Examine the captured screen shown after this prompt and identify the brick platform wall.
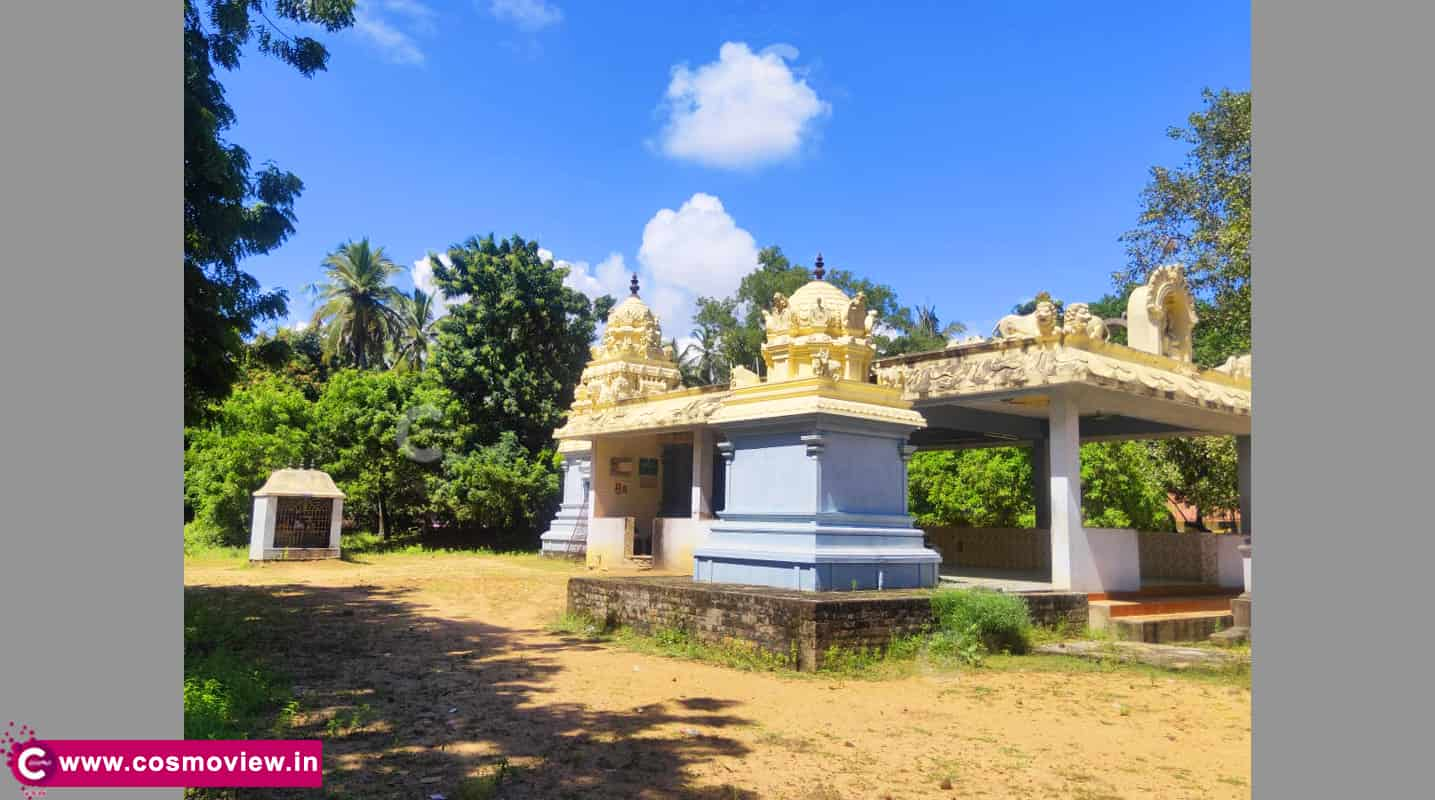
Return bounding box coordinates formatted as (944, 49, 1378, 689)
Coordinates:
(567, 577, 1087, 671)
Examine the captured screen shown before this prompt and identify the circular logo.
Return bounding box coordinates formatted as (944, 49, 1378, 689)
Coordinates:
(13, 741, 56, 785)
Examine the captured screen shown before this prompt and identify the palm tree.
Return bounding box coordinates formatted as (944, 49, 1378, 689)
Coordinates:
(308, 239, 404, 369)
(391, 287, 437, 371)
(679, 320, 728, 386)
(914, 304, 966, 341)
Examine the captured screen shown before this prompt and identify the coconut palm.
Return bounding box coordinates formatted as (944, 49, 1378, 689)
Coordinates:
(914, 304, 966, 340)
(679, 319, 729, 387)
(308, 239, 404, 369)
(391, 287, 438, 371)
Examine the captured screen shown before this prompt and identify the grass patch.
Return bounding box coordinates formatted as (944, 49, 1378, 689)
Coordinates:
(931, 588, 1033, 654)
(183, 590, 297, 740)
(984, 652, 1251, 688)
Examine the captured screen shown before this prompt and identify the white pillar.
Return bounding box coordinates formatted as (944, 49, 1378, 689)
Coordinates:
(691, 428, 712, 519)
(1048, 393, 1084, 591)
(1031, 439, 1051, 530)
(1236, 435, 1252, 537)
(248, 496, 276, 560)
(328, 498, 344, 551)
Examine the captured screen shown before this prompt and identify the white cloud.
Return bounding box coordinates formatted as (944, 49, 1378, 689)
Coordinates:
(658, 42, 830, 169)
(288, 319, 310, 332)
(487, 0, 563, 31)
(550, 250, 630, 300)
(540, 193, 757, 347)
(638, 193, 758, 299)
(412, 252, 465, 316)
(353, 1, 433, 65)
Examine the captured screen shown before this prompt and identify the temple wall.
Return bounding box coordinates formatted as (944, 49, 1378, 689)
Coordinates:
(924, 526, 1245, 590)
(591, 435, 662, 527)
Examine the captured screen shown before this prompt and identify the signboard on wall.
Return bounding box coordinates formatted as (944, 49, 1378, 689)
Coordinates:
(610, 457, 634, 475)
(638, 457, 659, 489)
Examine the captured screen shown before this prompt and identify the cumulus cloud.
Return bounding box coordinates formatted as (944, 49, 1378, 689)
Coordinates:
(353, 0, 436, 65)
(539, 194, 757, 349)
(638, 193, 758, 299)
(487, 0, 563, 31)
(658, 42, 830, 169)
(547, 250, 630, 300)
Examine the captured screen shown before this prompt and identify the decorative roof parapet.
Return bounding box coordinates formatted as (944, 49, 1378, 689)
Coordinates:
(1126, 264, 1199, 363)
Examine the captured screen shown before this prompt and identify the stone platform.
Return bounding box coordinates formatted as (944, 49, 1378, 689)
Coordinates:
(566, 576, 1087, 671)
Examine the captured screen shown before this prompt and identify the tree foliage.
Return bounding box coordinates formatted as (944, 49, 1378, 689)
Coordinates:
(184, 0, 356, 424)
(308, 238, 405, 369)
(432, 432, 560, 540)
(428, 235, 612, 452)
(311, 370, 464, 538)
(1149, 436, 1240, 529)
(908, 445, 1174, 531)
(184, 375, 314, 545)
(1117, 88, 1251, 368)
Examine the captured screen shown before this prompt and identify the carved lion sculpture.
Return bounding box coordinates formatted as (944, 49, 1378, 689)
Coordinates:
(1214, 353, 1251, 378)
(1061, 303, 1110, 341)
(995, 300, 1059, 339)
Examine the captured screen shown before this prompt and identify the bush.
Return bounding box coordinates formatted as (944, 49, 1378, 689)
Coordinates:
(931, 589, 1033, 654)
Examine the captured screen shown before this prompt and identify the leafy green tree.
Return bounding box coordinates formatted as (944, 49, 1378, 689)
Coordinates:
(1116, 88, 1251, 368)
(428, 235, 612, 452)
(432, 432, 561, 548)
(392, 287, 438, 371)
(184, 375, 314, 546)
(1149, 437, 1240, 530)
(908, 444, 1174, 531)
(311, 369, 464, 539)
(308, 238, 405, 369)
(1079, 442, 1175, 531)
(244, 324, 330, 399)
(184, 0, 356, 425)
(908, 448, 1035, 529)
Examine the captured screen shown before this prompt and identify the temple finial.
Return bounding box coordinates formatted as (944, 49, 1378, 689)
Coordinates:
(630, 274, 640, 296)
(813, 253, 825, 280)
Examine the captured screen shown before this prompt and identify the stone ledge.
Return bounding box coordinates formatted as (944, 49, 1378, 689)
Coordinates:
(567, 576, 1087, 671)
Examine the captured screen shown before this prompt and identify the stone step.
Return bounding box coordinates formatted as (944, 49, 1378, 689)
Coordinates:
(1108, 610, 1235, 644)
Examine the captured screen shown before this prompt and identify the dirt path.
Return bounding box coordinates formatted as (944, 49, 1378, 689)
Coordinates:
(185, 553, 1250, 799)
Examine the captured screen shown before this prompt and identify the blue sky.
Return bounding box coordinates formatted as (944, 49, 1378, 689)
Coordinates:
(225, 0, 1249, 339)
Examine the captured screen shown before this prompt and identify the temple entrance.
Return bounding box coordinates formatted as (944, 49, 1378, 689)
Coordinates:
(659, 443, 693, 518)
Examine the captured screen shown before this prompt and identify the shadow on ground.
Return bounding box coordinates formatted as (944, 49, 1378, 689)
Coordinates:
(185, 583, 756, 799)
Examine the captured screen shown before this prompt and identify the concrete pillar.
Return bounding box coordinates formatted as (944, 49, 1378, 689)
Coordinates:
(1031, 439, 1051, 530)
(1236, 435, 1252, 537)
(1048, 393, 1084, 591)
(691, 427, 713, 519)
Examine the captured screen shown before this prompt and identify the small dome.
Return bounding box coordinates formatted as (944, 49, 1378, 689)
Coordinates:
(786, 279, 854, 319)
(605, 295, 659, 331)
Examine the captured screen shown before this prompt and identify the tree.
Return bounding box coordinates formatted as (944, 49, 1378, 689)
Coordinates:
(907, 444, 1174, 531)
(679, 312, 731, 386)
(428, 235, 613, 452)
(392, 287, 438, 371)
(1116, 88, 1251, 368)
(1080, 442, 1175, 531)
(431, 432, 561, 549)
(885, 304, 966, 354)
(183, 375, 314, 547)
(311, 369, 464, 539)
(908, 448, 1035, 529)
(243, 324, 330, 399)
(1149, 436, 1240, 530)
(309, 238, 405, 369)
(184, 0, 356, 425)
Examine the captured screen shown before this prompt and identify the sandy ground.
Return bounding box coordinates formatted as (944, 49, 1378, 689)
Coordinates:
(185, 553, 1250, 799)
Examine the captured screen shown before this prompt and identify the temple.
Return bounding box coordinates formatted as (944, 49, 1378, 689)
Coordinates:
(545, 258, 1253, 599)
